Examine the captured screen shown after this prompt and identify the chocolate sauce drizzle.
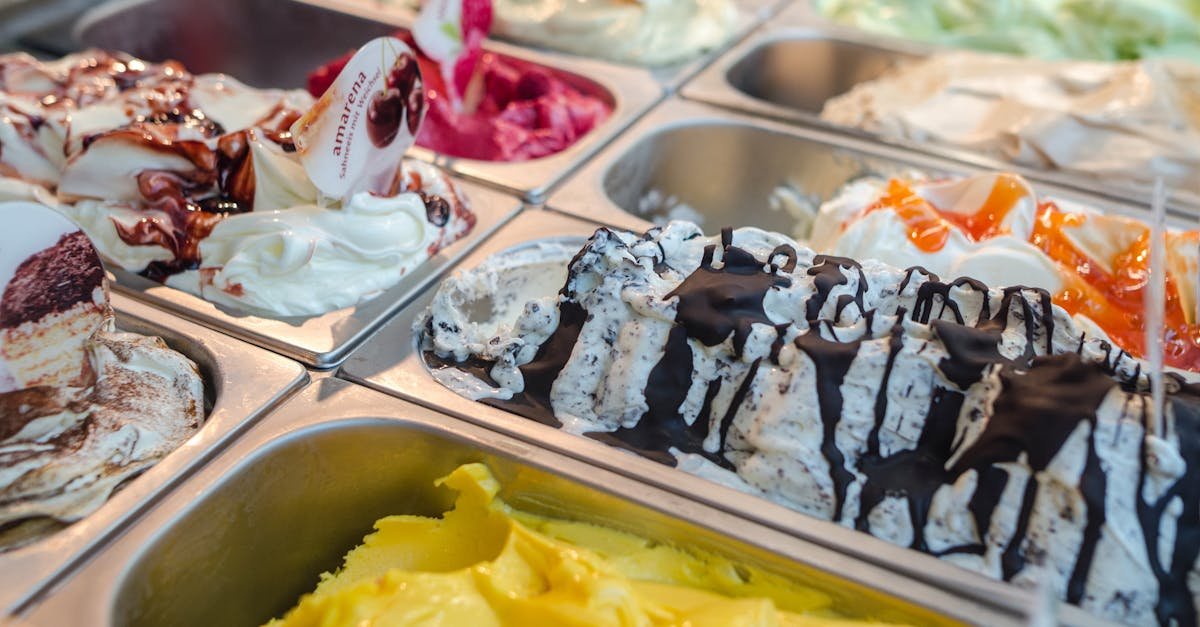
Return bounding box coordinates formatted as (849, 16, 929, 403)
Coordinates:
(424, 227, 1200, 624)
(666, 228, 791, 358)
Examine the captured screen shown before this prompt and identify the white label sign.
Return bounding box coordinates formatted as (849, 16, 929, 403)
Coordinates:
(290, 37, 425, 200)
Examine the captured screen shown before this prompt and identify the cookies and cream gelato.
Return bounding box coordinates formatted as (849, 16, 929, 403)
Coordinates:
(421, 221, 1200, 625)
(0, 50, 475, 317)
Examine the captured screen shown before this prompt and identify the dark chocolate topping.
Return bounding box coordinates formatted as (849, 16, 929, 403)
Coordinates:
(424, 225, 1200, 625)
(665, 238, 791, 358)
(1, 231, 103, 327)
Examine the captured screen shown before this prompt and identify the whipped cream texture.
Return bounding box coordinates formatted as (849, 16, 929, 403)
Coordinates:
(492, 0, 739, 66)
(821, 52, 1200, 194)
(0, 50, 475, 317)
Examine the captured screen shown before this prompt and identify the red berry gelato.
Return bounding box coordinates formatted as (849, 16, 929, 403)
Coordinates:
(308, 33, 611, 162)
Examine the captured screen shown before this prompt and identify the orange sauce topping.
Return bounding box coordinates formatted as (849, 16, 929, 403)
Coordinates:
(862, 175, 1200, 370)
(863, 174, 1027, 252)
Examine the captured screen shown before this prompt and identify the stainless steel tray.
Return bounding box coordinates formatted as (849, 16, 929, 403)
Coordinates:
(90, 180, 519, 369)
(294, 0, 787, 90)
(75, 0, 664, 203)
(0, 293, 308, 615)
(680, 1, 1200, 212)
(337, 208, 1108, 626)
(16, 376, 1022, 626)
(549, 97, 1200, 235)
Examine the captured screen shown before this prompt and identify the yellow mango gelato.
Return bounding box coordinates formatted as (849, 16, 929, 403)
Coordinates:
(266, 464, 918, 627)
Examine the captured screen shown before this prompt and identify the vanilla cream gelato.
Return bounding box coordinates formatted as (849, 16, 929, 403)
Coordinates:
(816, 0, 1200, 63)
(821, 52, 1200, 195)
(0, 203, 204, 549)
(491, 0, 740, 66)
(0, 50, 475, 317)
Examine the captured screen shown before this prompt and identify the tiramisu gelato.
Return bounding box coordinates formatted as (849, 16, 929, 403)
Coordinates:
(267, 463, 915, 626)
(0, 50, 475, 317)
(0, 202, 203, 548)
(422, 222, 1200, 625)
(309, 33, 611, 161)
(816, 0, 1200, 63)
(820, 52, 1200, 194)
(807, 172, 1200, 369)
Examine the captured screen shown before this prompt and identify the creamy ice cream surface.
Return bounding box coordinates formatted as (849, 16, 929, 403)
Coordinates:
(342, 0, 739, 66)
(491, 0, 740, 66)
(0, 50, 475, 317)
(816, 0, 1200, 63)
(821, 52, 1200, 195)
(267, 463, 916, 627)
(422, 221, 1200, 625)
(0, 203, 204, 549)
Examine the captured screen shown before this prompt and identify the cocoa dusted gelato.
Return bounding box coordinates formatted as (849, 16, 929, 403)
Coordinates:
(0, 202, 204, 549)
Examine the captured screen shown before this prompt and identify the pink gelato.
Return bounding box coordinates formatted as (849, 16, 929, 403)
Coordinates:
(308, 33, 611, 162)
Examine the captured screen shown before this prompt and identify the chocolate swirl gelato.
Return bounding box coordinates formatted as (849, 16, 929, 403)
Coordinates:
(0, 211, 204, 549)
(0, 50, 474, 317)
(422, 222, 1199, 626)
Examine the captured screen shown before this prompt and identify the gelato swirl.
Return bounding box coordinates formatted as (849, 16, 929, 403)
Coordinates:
(268, 463, 915, 627)
(422, 221, 1200, 626)
(0, 204, 204, 549)
(806, 172, 1200, 369)
(491, 0, 740, 67)
(816, 0, 1200, 63)
(820, 52, 1200, 196)
(0, 50, 475, 317)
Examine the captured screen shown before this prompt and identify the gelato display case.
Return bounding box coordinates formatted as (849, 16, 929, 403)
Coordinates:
(0, 0, 1197, 626)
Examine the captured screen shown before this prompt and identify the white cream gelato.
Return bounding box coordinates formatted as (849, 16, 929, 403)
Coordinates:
(491, 0, 740, 66)
(0, 205, 204, 548)
(820, 52, 1200, 195)
(0, 50, 475, 318)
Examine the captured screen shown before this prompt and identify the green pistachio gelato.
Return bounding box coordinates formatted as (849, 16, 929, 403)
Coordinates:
(816, 0, 1200, 62)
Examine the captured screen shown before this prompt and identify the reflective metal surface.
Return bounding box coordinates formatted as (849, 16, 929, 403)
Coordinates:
(21, 378, 995, 626)
(336, 207, 1112, 626)
(90, 180, 518, 368)
(680, 2, 1200, 211)
(550, 98, 1200, 235)
(0, 294, 308, 614)
(76, 0, 664, 202)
